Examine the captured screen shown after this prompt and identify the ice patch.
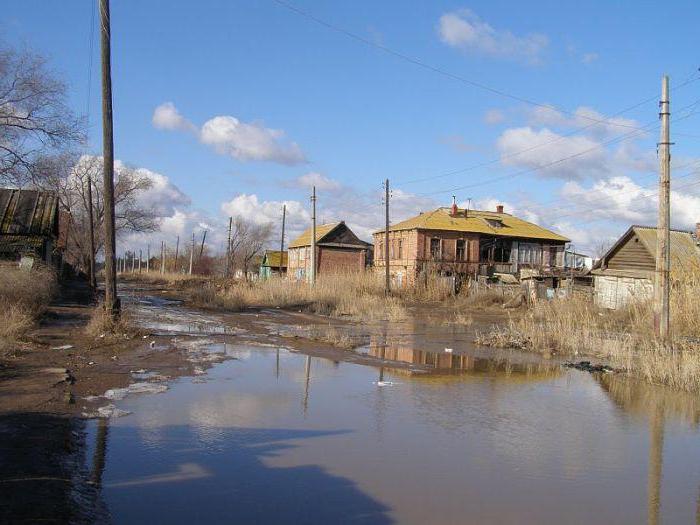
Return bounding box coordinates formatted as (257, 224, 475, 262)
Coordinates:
(83, 404, 131, 419)
(104, 382, 168, 400)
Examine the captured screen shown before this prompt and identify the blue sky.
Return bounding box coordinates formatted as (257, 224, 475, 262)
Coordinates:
(3, 1, 700, 254)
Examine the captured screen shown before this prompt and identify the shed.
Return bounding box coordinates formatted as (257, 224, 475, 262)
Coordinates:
(287, 221, 371, 280)
(259, 250, 288, 279)
(592, 225, 699, 309)
(0, 188, 62, 268)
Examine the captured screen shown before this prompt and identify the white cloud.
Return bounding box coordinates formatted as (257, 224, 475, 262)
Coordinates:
(526, 105, 641, 139)
(483, 109, 506, 125)
(582, 52, 598, 64)
(294, 172, 342, 192)
(152, 103, 306, 166)
(438, 9, 548, 65)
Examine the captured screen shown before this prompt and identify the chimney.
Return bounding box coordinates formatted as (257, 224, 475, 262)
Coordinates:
(496, 204, 504, 214)
(451, 195, 458, 217)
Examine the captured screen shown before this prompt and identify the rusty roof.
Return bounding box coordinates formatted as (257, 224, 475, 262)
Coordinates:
(0, 189, 59, 238)
(288, 222, 342, 248)
(261, 250, 288, 268)
(374, 207, 569, 242)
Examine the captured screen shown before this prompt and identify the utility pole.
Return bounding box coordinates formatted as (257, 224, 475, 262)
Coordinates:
(310, 187, 316, 285)
(138, 249, 142, 273)
(225, 217, 232, 278)
(654, 75, 671, 341)
(199, 230, 207, 260)
(99, 0, 119, 317)
(86, 176, 97, 293)
(384, 178, 390, 294)
(160, 240, 165, 275)
(146, 244, 150, 272)
(280, 204, 286, 259)
(189, 233, 195, 275)
(174, 235, 179, 273)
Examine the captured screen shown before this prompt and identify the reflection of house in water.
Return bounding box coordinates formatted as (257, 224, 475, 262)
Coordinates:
(367, 333, 558, 379)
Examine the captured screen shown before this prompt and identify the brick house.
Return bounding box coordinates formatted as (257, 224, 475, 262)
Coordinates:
(287, 221, 371, 280)
(372, 203, 569, 287)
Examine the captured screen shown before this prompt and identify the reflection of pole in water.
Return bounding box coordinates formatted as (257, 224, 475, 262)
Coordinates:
(276, 348, 280, 379)
(91, 418, 109, 487)
(647, 404, 665, 525)
(378, 344, 386, 383)
(302, 355, 311, 416)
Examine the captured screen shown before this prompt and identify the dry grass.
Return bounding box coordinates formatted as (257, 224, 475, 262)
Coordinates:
(302, 325, 360, 349)
(476, 262, 700, 392)
(191, 272, 407, 321)
(118, 270, 207, 287)
(84, 306, 139, 340)
(0, 266, 56, 352)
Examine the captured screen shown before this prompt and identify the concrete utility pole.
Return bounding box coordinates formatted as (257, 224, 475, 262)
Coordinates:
(310, 187, 316, 285)
(146, 244, 150, 272)
(138, 249, 142, 272)
(174, 235, 179, 273)
(86, 176, 97, 293)
(189, 233, 195, 275)
(160, 241, 165, 275)
(225, 217, 232, 278)
(280, 204, 286, 260)
(384, 178, 390, 294)
(654, 75, 671, 341)
(99, 0, 119, 317)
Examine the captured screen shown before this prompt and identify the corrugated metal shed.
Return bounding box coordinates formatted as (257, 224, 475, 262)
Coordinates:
(288, 222, 341, 248)
(261, 250, 288, 268)
(375, 207, 569, 242)
(0, 189, 59, 237)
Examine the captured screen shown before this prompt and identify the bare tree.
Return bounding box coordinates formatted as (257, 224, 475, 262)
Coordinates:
(39, 155, 159, 274)
(227, 216, 272, 280)
(0, 45, 83, 186)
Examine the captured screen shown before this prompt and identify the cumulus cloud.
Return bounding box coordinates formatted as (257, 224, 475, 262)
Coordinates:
(293, 172, 342, 192)
(438, 9, 548, 65)
(526, 105, 640, 139)
(152, 103, 306, 165)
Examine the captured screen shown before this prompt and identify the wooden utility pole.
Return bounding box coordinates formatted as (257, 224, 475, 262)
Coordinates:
(174, 235, 179, 273)
(99, 0, 119, 317)
(138, 249, 142, 272)
(146, 244, 150, 272)
(654, 75, 671, 341)
(280, 204, 286, 258)
(189, 233, 195, 275)
(86, 176, 97, 293)
(199, 230, 207, 260)
(160, 241, 165, 275)
(310, 187, 316, 285)
(225, 217, 232, 278)
(384, 178, 390, 294)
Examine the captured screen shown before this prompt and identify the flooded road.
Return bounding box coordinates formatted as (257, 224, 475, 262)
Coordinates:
(3, 290, 700, 524)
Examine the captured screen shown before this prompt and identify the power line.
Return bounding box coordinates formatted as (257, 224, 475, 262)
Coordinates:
(271, 0, 695, 133)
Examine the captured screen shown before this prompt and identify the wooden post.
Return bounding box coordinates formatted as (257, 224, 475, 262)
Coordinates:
(310, 187, 316, 285)
(160, 240, 165, 275)
(146, 244, 150, 272)
(174, 235, 179, 273)
(99, 0, 119, 317)
(280, 204, 286, 269)
(138, 249, 142, 272)
(384, 178, 390, 294)
(189, 233, 194, 275)
(225, 217, 232, 278)
(199, 230, 207, 260)
(86, 176, 97, 293)
(654, 75, 671, 341)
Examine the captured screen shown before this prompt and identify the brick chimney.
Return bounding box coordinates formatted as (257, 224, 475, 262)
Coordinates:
(451, 195, 458, 217)
(496, 204, 504, 214)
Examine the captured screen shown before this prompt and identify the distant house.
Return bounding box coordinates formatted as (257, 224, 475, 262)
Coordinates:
(259, 250, 287, 279)
(0, 188, 63, 268)
(592, 225, 699, 309)
(564, 250, 594, 270)
(372, 203, 569, 287)
(287, 221, 371, 281)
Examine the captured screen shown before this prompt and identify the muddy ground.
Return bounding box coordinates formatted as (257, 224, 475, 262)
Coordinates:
(1, 278, 509, 418)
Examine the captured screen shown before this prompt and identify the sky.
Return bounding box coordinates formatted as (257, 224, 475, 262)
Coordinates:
(3, 0, 700, 256)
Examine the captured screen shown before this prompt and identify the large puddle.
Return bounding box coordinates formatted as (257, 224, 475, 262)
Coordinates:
(3, 291, 700, 523)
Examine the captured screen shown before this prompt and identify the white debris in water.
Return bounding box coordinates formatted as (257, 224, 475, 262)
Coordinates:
(444, 348, 453, 353)
(193, 366, 206, 375)
(104, 382, 168, 400)
(51, 344, 74, 350)
(82, 404, 131, 419)
(374, 381, 395, 386)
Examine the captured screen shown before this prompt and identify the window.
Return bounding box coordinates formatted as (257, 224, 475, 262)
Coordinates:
(430, 238, 441, 259)
(390, 239, 394, 260)
(485, 218, 504, 229)
(456, 239, 466, 261)
(377, 241, 383, 260)
(479, 238, 512, 263)
(397, 239, 403, 259)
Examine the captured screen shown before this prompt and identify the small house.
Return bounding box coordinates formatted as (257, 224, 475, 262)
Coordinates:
(0, 188, 62, 268)
(592, 225, 699, 309)
(287, 221, 371, 281)
(259, 250, 288, 279)
(372, 203, 569, 287)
